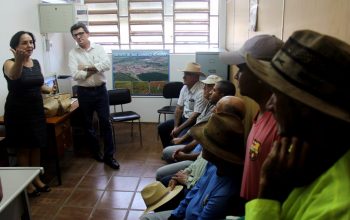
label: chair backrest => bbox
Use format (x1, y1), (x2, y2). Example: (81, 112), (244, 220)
(108, 89), (132, 106)
(163, 82), (183, 99)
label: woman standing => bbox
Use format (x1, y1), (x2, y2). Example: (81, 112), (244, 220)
(3, 31), (51, 197)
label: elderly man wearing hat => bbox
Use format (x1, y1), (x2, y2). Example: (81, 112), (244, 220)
(243, 30), (350, 219)
(158, 62), (206, 149)
(220, 34), (283, 202)
(162, 79), (236, 164)
(157, 80), (236, 182)
(170, 74), (226, 146)
(141, 112), (246, 220)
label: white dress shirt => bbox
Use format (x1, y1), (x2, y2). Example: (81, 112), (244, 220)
(68, 43), (111, 87)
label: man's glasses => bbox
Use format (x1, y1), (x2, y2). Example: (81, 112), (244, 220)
(73, 32), (85, 38)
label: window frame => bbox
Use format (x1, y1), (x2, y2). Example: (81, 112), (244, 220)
(85, 0), (225, 53)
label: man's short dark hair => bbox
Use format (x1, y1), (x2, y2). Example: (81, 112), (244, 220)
(70, 22), (89, 35)
(216, 80), (236, 96)
(10, 31), (36, 50)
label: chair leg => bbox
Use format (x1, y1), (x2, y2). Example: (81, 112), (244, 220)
(131, 120), (134, 137)
(138, 119), (143, 146)
(157, 113), (162, 140)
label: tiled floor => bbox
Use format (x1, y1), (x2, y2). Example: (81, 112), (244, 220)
(30, 122), (165, 220)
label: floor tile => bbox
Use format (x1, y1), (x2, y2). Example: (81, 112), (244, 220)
(90, 209), (127, 220)
(78, 175), (111, 190)
(98, 191), (134, 209)
(130, 192), (147, 210)
(127, 210), (145, 220)
(106, 176), (139, 191)
(55, 207), (93, 220)
(65, 189), (103, 208)
(59, 173), (84, 188)
(30, 205), (60, 220)
(30, 187), (73, 206)
(87, 162), (117, 176)
(137, 177), (156, 191)
(142, 164), (163, 178)
(29, 123), (163, 220)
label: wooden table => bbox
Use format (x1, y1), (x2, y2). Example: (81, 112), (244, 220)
(0, 100), (79, 185)
(0, 167), (43, 220)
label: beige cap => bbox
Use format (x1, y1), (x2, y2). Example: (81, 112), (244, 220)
(201, 74), (223, 84)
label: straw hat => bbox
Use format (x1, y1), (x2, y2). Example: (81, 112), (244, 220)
(201, 74), (223, 84)
(141, 181), (183, 214)
(182, 62), (205, 76)
(245, 30), (350, 123)
(190, 113), (245, 164)
(220, 35), (283, 65)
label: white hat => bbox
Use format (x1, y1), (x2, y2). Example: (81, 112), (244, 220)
(219, 35), (283, 65)
(201, 74), (223, 84)
(141, 181), (183, 214)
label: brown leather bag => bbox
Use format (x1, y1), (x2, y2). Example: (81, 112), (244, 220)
(43, 93), (72, 117)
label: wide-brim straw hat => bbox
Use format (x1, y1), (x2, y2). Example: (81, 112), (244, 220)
(182, 62), (206, 76)
(245, 30), (350, 123)
(190, 113), (245, 164)
(141, 181), (183, 214)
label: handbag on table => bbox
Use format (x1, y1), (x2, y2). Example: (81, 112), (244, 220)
(43, 93), (72, 117)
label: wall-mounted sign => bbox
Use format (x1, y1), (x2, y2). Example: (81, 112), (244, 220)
(112, 50), (169, 96)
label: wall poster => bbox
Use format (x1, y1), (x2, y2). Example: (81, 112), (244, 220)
(112, 50), (170, 96)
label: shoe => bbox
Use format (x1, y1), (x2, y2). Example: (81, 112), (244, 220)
(27, 189), (41, 198)
(37, 185), (51, 193)
(94, 152), (104, 162)
(104, 157), (120, 170)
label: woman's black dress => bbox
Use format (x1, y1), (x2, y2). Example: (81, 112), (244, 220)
(3, 59), (46, 149)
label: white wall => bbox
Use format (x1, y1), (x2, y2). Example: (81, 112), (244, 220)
(0, 1), (196, 122)
(0, 0), (43, 115)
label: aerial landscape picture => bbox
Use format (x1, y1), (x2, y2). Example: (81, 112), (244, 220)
(112, 50), (169, 95)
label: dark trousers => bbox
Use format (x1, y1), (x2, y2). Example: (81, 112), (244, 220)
(158, 116), (187, 148)
(77, 84), (115, 158)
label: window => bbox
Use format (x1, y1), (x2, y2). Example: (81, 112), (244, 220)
(85, 0), (221, 53)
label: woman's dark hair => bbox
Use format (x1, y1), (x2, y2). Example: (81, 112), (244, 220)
(70, 22), (89, 35)
(10, 31), (36, 50)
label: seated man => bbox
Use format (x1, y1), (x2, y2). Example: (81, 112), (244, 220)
(162, 79), (236, 164)
(141, 112), (246, 220)
(221, 34), (283, 201)
(156, 86), (238, 182)
(244, 30), (350, 219)
(165, 96), (246, 190)
(158, 62), (206, 148)
(154, 96), (247, 212)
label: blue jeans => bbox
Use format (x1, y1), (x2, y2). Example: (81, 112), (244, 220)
(77, 84), (115, 158)
(158, 116), (188, 148)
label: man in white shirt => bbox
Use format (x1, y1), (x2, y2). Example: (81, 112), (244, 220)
(158, 62), (206, 148)
(68, 22), (119, 169)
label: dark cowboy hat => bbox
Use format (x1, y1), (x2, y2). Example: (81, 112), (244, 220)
(190, 113), (245, 164)
(246, 30), (350, 122)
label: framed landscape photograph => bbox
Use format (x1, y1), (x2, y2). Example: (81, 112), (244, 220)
(112, 50), (170, 96)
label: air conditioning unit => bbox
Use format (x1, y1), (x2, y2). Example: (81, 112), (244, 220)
(38, 3), (88, 33)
